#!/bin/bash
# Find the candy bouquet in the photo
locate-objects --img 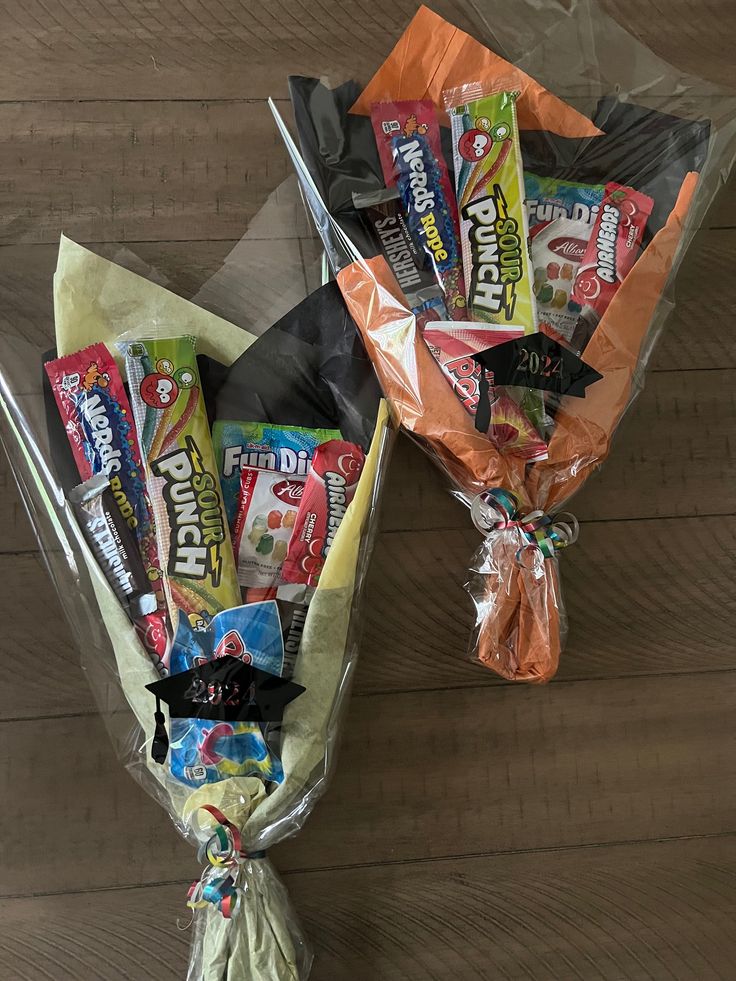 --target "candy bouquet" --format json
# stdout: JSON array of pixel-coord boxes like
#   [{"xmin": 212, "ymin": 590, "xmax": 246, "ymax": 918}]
[
  {"xmin": 0, "ymin": 226, "xmax": 391, "ymax": 978},
  {"xmin": 277, "ymin": 1, "xmax": 736, "ymax": 682}
]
